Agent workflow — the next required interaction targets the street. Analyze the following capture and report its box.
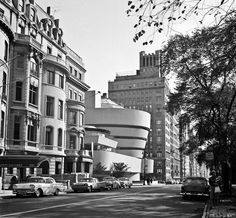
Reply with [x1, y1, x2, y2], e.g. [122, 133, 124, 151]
[0, 184, 207, 218]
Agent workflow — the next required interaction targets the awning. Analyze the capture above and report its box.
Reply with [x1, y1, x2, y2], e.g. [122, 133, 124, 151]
[0, 155, 49, 168]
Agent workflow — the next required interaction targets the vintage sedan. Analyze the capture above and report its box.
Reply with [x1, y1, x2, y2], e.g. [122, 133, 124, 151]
[180, 176, 210, 199]
[12, 176, 64, 197]
[119, 177, 132, 188]
[102, 177, 120, 190]
[72, 177, 107, 192]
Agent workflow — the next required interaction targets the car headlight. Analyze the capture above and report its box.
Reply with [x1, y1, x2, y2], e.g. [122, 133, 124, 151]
[30, 184, 35, 190]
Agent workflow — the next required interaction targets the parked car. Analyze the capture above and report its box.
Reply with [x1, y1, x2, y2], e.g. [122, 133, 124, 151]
[72, 177, 107, 192]
[119, 177, 132, 188]
[180, 176, 210, 199]
[102, 177, 120, 190]
[12, 176, 64, 197]
[166, 179, 175, 184]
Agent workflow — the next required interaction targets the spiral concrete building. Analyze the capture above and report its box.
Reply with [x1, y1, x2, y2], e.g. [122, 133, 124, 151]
[85, 91, 153, 181]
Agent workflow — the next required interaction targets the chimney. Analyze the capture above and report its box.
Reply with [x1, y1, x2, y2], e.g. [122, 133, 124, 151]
[47, 7, 51, 15]
[102, 93, 107, 99]
[54, 19, 59, 28]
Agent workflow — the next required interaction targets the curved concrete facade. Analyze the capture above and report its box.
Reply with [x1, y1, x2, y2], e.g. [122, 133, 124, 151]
[85, 108, 151, 158]
[93, 150, 142, 181]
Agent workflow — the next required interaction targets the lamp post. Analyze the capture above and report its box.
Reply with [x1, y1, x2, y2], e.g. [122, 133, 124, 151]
[143, 157, 147, 185]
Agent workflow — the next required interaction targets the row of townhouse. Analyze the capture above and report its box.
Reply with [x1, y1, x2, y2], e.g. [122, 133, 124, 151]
[0, 0, 91, 183]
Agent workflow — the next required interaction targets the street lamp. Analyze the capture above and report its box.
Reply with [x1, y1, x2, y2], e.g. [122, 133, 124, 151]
[143, 157, 147, 185]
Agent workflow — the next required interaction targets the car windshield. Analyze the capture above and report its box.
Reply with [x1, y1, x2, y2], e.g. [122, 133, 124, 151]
[184, 178, 206, 185]
[27, 178, 45, 183]
[119, 178, 128, 181]
[79, 178, 93, 182]
[103, 178, 113, 181]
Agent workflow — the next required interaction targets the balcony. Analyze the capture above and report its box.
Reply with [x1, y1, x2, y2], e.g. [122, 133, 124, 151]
[43, 54, 68, 73]
[6, 140, 40, 153]
[66, 99, 85, 111]
[15, 34, 41, 50]
[39, 144, 65, 156]
[78, 149, 93, 163]
[64, 149, 79, 157]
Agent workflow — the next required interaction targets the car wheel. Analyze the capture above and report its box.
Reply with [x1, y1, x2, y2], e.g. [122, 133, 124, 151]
[16, 194, 22, 198]
[182, 195, 187, 200]
[54, 189, 59, 196]
[88, 186, 92, 192]
[73, 190, 78, 193]
[35, 189, 42, 197]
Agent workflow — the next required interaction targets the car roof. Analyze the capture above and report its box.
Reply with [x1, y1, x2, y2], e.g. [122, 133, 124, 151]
[184, 176, 206, 180]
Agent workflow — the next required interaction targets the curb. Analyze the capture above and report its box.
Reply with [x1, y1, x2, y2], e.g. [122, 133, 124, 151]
[202, 200, 210, 218]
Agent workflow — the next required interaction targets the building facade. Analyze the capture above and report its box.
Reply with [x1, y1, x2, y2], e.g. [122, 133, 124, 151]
[108, 50, 180, 182]
[85, 91, 152, 181]
[0, 0, 90, 183]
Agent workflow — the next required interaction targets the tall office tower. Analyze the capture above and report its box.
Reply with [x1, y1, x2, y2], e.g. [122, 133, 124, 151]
[108, 50, 180, 182]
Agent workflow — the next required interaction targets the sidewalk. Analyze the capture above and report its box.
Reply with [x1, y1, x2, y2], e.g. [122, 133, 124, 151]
[203, 185, 236, 218]
[0, 189, 14, 198]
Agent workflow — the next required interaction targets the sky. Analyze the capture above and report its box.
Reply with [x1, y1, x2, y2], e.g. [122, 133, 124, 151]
[36, 0, 209, 94]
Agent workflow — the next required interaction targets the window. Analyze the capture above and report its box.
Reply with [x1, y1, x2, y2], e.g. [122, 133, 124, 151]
[1, 111, 5, 138]
[69, 66, 73, 74]
[18, 0, 24, 12]
[19, 24, 25, 34]
[74, 69, 77, 77]
[59, 75, 64, 89]
[157, 152, 162, 158]
[45, 126, 53, 145]
[69, 135, 76, 149]
[2, 72, 7, 98]
[79, 113, 84, 126]
[14, 115, 21, 140]
[30, 59, 37, 75]
[46, 96, 54, 116]
[79, 73, 82, 80]
[74, 92, 77, 101]
[47, 46, 52, 54]
[58, 128, 62, 147]
[79, 136, 84, 148]
[78, 94, 82, 102]
[57, 53, 62, 59]
[69, 111, 77, 124]
[30, 8, 35, 21]
[29, 84, 38, 105]
[58, 100, 63, 119]
[69, 89, 73, 99]
[47, 71, 55, 85]
[28, 122, 37, 142]
[15, 81, 23, 101]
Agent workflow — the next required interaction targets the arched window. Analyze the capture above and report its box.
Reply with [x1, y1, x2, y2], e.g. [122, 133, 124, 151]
[45, 126, 53, 145]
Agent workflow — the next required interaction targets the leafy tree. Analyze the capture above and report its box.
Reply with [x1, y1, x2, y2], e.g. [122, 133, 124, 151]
[163, 13, 236, 193]
[112, 162, 130, 178]
[93, 162, 107, 175]
[127, 0, 235, 45]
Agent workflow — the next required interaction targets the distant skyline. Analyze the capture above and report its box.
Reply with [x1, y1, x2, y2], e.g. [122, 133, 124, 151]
[37, 0, 209, 94]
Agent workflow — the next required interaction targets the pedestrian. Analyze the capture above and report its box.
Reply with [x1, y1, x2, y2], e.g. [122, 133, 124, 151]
[147, 177, 150, 185]
[9, 175, 18, 190]
[209, 170, 217, 206]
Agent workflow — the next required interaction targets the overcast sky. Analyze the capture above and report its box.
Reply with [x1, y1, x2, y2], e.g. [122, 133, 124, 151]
[36, 0, 206, 94]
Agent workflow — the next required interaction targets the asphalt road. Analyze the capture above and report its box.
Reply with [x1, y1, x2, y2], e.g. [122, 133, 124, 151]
[0, 184, 206, 218]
